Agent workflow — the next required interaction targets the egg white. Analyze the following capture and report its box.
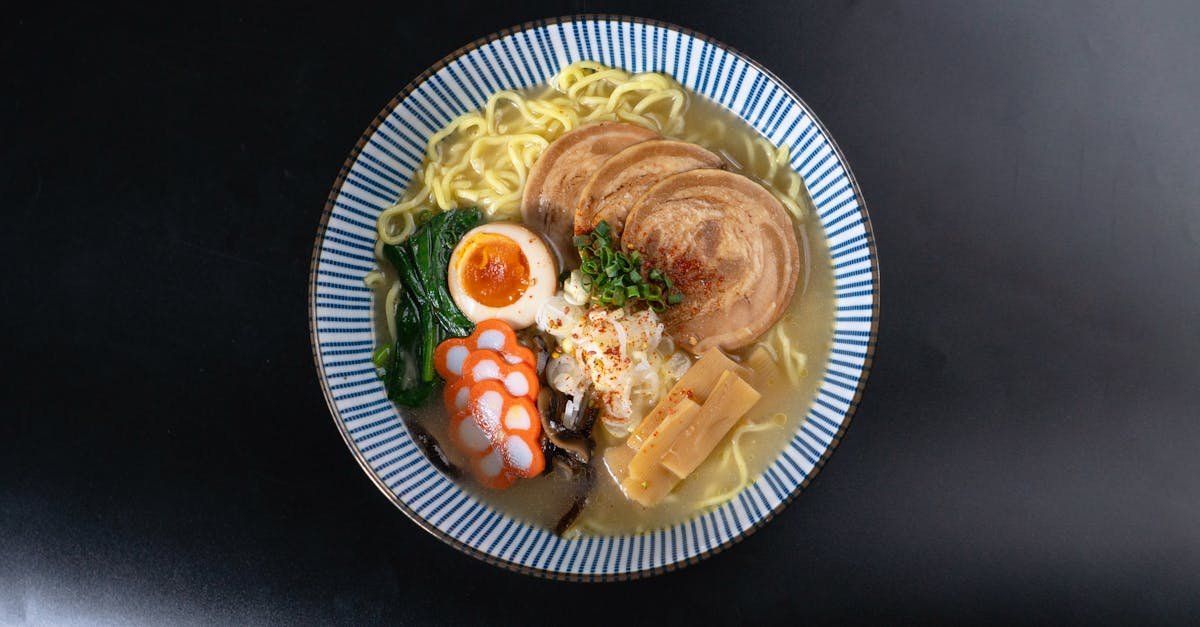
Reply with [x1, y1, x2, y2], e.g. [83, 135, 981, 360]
[447, 222, 558, 330]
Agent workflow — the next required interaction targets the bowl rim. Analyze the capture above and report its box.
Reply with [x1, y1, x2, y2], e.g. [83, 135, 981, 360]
[307, 13, 880, 581]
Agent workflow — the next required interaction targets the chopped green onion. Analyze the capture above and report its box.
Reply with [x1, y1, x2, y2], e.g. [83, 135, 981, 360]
[576, 220, 684, 312]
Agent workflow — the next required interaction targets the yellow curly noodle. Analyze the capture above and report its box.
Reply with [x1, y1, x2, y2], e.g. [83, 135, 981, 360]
[757, 315, 810, 386]
[694, 412, 789, 509]
[374, 61, 688, 249]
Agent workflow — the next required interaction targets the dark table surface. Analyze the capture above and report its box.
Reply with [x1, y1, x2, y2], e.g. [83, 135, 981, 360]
[5, 1, 1199, 624]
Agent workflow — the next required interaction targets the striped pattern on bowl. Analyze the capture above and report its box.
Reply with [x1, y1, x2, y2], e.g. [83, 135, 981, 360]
[308, 15, 878, 580]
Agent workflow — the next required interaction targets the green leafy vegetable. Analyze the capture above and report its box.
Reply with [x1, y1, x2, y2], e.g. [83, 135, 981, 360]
[573, 220, 683, 312]
[378, 207, 483, 406]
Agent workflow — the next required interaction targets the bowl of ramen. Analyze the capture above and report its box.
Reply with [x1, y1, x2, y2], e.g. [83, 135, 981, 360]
[308, 15, 878, 579]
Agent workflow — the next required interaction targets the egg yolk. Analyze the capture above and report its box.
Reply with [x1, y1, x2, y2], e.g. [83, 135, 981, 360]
[457, 233, 531, 307]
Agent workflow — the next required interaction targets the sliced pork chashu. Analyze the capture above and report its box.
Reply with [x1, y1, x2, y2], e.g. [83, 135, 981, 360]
[622, 169, 801, 354]
[521, 122, 658, 265]
[574, 139, 723, 237]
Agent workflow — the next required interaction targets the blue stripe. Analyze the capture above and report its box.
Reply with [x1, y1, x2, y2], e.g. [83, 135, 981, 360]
[825, 367, 860, 384]
[835, 277, 874, 292]
[448, 500, 485, 537]
[788, 123, 819, 164]
[509, 524, 535, 562]
[484, 42, 518, 88]
[320, 327, 371, 337]
[825, 217, 864, 241]
[322, 238, 376, 262]
[557, 22, 576, 65]
[800, 150, 833, 183]
[374, 116, 427, 158]
[530, 28, 552, 79]
[355, 150, 408, 189]
[764, 86, 789, 135]
[388, 458, 433, 492]
[528, 530, 552, 569]
[332, 199, 378, 223]
[806, 161, 842, 196]
[573, 535, 594, 573]
[601, 536, 616, 574]
[837, 288, 874, 299]
[793, 430, 823, 461]
[830, 240, 870, 260]
[715, 505, 734, 542]
[738, 73, 764, 119]
[343, 403, 391, 424]
[428, 72, 470, 114]
[722, 61, 747, 108]
[460, 51, 494, 96]
[499, 36, 532, 87]
[600, 20, 614, 67]
[316, 316, 371, 324]
[465, 509, 499, 547]
[822, 203, 861, 232]
[329, 376, 377, 393]
[671, 29, 682, 78]
[807, 409, 843, 440]
[657, 26, 667, 72]
[524, 29, 551, 82]
[609, 19, 624, 70]
[317, 269, 366, 284]
[762, 467, 787, 500]
[394, 94, 437, 134]
[816, 192, 858, 222]
[316, 302, 370, 313]
[552, 536, 572, 572]
[320, 257, 373, 274]
[834, 253, 872, 273]
[738, 491, 761, 522]
[325, 225, 374, 245]
[823, 375, 858, 393]
[316, 281, 368, 295]
[410, 89, 454, 134]
[320, 338, 372, 349]
[337, 393, 386, 410]
[570, 21, 588, 64]
[347, 415, 394, 436]
[327, 357, 372, 369]
[680, 34, 694, 88]
[695, 43, 713, 94]
[489, 517, 517, 555]
[710, 50, 731, 105]
[755, 83, 781, 129]
[777, 444, 810, 480]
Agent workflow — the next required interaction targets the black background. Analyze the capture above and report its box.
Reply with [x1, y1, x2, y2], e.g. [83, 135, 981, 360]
[4, 1, 1199, 624]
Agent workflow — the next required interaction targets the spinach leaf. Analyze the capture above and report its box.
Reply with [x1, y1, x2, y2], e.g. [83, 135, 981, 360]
[383, 256, 434, 407]
[377, 208, 483, 405]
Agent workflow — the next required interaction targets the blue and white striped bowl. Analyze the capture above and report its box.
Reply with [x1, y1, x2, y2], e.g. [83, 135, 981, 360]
[308, 15, 878, 580]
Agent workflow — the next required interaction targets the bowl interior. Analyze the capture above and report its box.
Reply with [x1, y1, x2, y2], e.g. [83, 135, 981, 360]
[308, 15, 877, 580]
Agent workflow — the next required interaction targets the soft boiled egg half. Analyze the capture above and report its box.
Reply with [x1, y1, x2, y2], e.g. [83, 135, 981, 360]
[447, 223, 557, 329]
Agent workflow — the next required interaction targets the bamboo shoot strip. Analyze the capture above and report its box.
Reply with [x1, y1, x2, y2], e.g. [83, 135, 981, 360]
[627, 347, 748, 449]
[661, 371, 762, 479]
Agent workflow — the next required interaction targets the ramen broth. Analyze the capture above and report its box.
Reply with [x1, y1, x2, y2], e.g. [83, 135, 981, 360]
[372, 80, 834, 534]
